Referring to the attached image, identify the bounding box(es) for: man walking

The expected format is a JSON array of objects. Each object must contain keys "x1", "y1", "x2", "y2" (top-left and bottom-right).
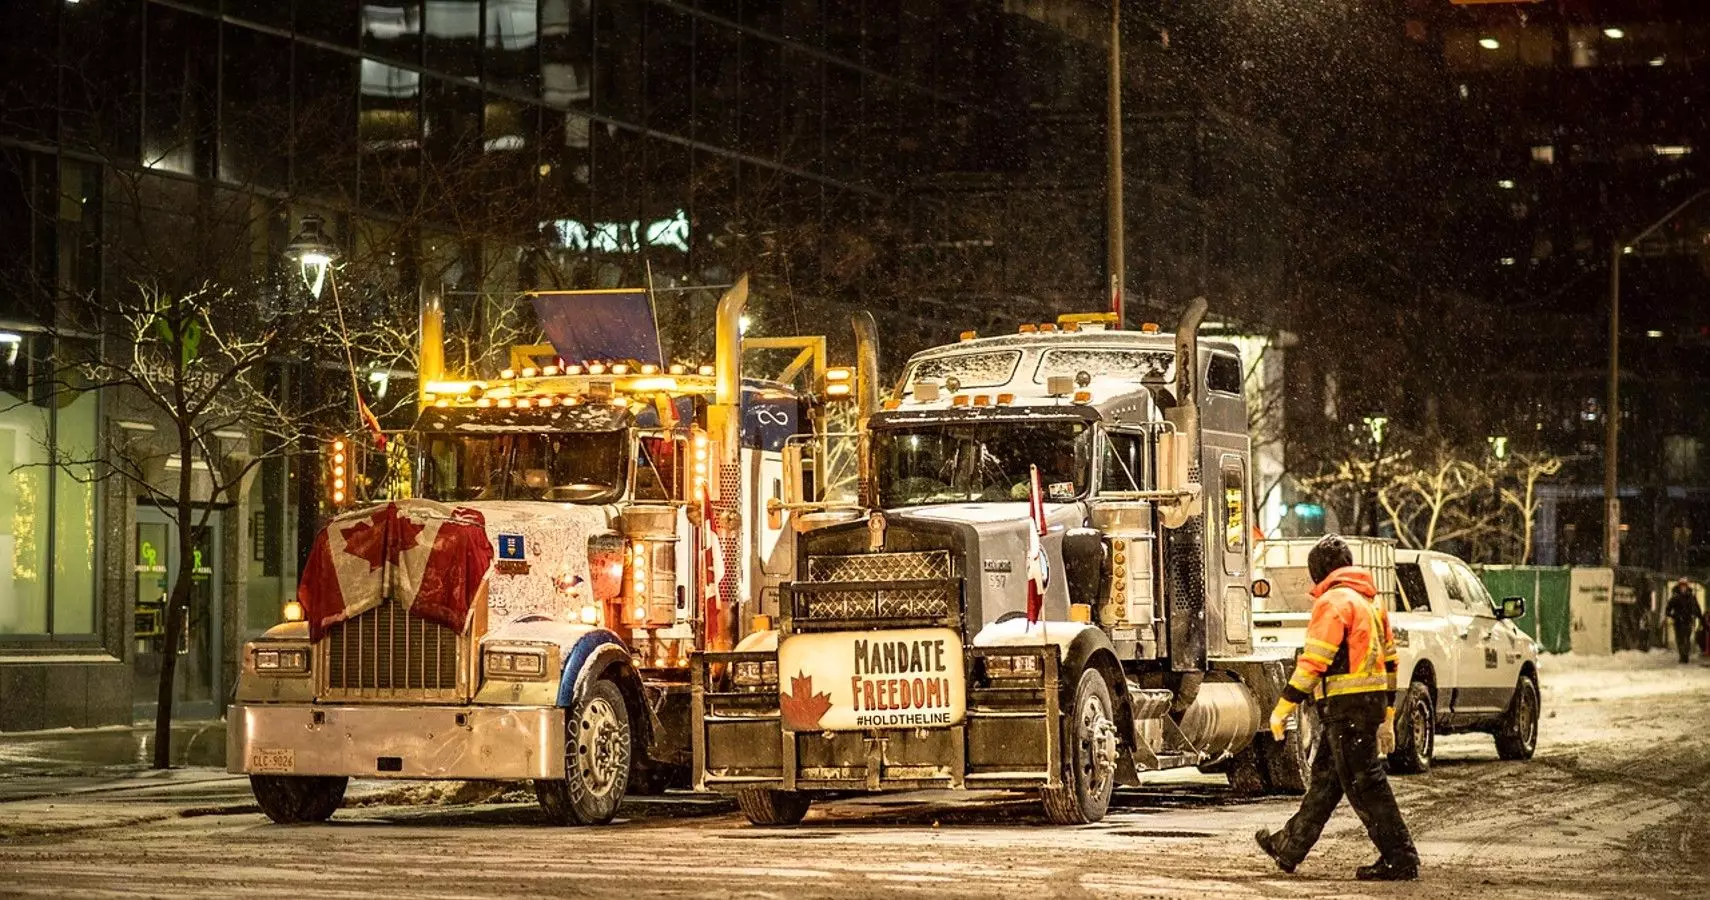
[
  {"x1": 1666, "y1": 578, "x2": 1702, "y2": 665},
  {"x1": 1256, "y1": 534, "x2": 1419, "y2": 881}
]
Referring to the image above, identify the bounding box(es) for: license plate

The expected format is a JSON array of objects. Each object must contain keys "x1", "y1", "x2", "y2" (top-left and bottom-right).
[
  {"x1": 250, "y1": 748, "x2": 295, "y2": 773},
  {"x1": 776, "y1": 627, "x2": 965, "y2": 732}
]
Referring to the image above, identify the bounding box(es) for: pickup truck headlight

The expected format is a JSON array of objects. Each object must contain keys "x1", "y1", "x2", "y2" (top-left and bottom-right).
[
  {"x1": 731, "y1": 659, "x2": 778, "y2": 692},
  {"x1": 983, "y1": 652, "x2": 1043, "y2": 681},
  {"x1": 251, "y1": 645, "x2": 310, "y2": 676},
  {"x1": 484, "y1": 647, "x2": 550, "y2": 680}
]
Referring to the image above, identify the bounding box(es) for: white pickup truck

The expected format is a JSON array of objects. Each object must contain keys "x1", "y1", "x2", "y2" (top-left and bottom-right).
[{"x1": 1254, "y1": 539, "x2": 1541, "y2": 772}]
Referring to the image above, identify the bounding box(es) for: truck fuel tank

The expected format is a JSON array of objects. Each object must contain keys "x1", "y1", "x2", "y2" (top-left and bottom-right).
[{"x1": 1171, "y1": 681, "x2": 1261, "y2": 760}]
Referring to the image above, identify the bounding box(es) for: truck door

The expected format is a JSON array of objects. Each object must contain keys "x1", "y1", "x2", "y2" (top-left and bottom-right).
[
  {"x1": 1427, "y1": 556, "x2": 1503, "y2": 715},
  {"x1": 1452, "y1": 561, "x2": 1522, "y2": 712}
]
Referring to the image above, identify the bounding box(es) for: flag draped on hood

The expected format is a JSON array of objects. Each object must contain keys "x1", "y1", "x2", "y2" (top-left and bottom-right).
[{"x1": 298, "y1": 499, "x2": 495, "y2": 640}]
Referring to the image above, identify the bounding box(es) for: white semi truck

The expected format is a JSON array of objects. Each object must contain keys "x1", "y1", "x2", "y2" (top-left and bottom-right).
[{"x1": 693, "y1": 301, "x2": 1311, "y2": 826}]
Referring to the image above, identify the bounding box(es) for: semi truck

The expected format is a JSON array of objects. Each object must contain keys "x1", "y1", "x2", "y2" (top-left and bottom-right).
[
  {"x1": 229, "y1": 279, "x2": 856, "y2": 825},
  {"x1": 693, "y1": 301, "x2": 1307, "y2": 826}
]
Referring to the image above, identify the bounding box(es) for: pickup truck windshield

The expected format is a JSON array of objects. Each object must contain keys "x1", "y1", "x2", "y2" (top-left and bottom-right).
[
  {"x1": 874, "y1": 420, "x2": 1090, "y2": 507},
  {"x1": 422, "y1": 430, "x2": 628, "y2": 503}
]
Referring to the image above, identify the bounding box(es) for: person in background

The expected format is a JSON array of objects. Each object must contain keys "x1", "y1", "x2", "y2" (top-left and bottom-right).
[
  {"x1": 1666, "y1": 578, "x2": 1702, "y2": 665},
  {"x1": 1255, "y1": 534, "x2": 1419, "y2": 881}
]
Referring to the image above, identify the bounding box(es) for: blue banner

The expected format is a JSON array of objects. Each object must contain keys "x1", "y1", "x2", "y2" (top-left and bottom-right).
[{"x1": 530, "y1": 289, "x2": 662, "y2": 366}]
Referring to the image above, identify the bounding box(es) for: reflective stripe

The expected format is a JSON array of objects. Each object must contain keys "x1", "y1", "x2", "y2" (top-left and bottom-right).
[
  {"x1": 1305, "y1": 638, "x2": 1339, "y2": 655},
  {"x1": 1289, "y1": 669, "x2": 1322, "y2": 694},
  {"x1": 1299, "y1": 651, "x2": 1334, "y2": 667},
  {"x1": 1324, "y1": 672, "x2": 1390, "y2": 696}
]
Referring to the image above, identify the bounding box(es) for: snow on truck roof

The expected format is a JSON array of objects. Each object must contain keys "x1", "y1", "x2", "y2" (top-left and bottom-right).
[{"x1": 890, "y1": 327, "x2": 1240, "y2": 413}]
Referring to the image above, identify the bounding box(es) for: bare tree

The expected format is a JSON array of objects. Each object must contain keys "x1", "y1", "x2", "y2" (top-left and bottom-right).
[{"x1": 1496, "y1": 452, "x2": 1565, "y2": 565}]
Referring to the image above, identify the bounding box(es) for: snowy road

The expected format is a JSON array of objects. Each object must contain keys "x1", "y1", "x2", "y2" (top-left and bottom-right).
[{"x1": 3, "y1": 652, "x2": 1708, "y2": 899}]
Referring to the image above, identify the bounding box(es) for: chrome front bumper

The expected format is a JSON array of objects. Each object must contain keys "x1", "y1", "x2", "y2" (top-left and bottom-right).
[{"x1": 227, "y1": 703, "x2": 565, "y2": 780}]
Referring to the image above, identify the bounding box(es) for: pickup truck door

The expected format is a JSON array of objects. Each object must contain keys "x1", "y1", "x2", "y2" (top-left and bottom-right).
[
  {"x1": 1426, "y1": 557, "x2": 1506, "y2": 715},
  {"x1": 1452, "y1": 561, "x2": 1524, "y2": 709}
]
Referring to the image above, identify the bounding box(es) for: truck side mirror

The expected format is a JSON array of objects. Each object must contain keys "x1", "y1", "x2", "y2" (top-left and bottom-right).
[
  {"x1": 1498, "y1": 596, "x2": 1525, "y2": 620},
  {"x1": 1154, "y1": 431, "x2": 1203, "y2": 529}
]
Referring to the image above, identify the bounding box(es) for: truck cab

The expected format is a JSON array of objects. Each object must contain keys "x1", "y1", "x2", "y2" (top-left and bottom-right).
[
  {"x1": 694, "y1": 303, "x2": 1302, "y2": 826},
  {"x1": 230, "y1": 280, "x2": 854, "y2": 825}
]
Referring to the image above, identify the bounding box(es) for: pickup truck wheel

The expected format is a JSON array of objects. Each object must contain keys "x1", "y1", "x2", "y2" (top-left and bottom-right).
[
  {"x1": 1258, "y1": 702, "x2": 1315, "y2": 795},
  {"x1": 1389, "y1": 682, "x2": 1435, "y2": 774},
  {"x1": 250, "y1": 775, "x2": 347, "y2": 824},
  {"x1": 536, "y1": 678, "x2": 631, "y2": 825},
  {"x1": 735, "y1": 789, "x2": 812, "y2": 826},
  {"x1": 1495, "y1": 676, "x2": 1540, "y2": 761},
  {"x1": 1040, "y1": 668, "x2": 1119, "y2": 824}
]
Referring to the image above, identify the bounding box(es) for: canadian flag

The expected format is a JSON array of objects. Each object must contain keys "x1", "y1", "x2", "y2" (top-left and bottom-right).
[
  {"x1": 1025, "y1": 464, "x2": 1050, "y2": 626},
  {"x1": 298, "y1": 499, "x2": 495, "y2": 641}
]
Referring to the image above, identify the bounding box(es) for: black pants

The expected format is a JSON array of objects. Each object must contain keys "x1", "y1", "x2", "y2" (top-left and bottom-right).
[
  {"x1": 1273, "y1": 694, "x2": 1418, "y2": 869},
  {"x1": 1675, "y1": 621, "x2": 1696, "y2": 664}
]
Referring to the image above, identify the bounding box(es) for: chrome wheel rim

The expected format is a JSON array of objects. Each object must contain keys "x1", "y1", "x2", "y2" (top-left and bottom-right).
[
  {"x1": 1077, "y1": 694, "x2": 1118, "y2": 798},
  {"x1": 576, "y1": 696, "x2": 625, "y2": 796}
]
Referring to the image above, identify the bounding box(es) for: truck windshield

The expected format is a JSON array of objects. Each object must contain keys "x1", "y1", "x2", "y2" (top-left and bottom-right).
[
  {"x1": 874, "y1": 420, "x2": 1091, "y2": 507},
  {"x1": 421, "y1": 430, "x2": 628, "y2": 503}
]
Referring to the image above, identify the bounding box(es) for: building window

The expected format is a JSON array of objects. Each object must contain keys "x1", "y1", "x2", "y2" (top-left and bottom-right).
[{"x1": 0, "y1": 333, "x2": 100, "y2": 640}]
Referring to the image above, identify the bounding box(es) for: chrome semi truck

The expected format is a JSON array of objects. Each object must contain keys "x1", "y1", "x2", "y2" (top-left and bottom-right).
[
  {"x1": 230, "y1": 279, "x2": 856, "y2": 825},
  {"x1": 693, "y1": 301, "x2": 1306, "y2": 825}
]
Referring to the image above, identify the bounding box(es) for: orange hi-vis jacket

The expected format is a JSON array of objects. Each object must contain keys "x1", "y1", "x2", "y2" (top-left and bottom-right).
[{"x1": 1280, "y1": 566, "x2": 1399, "y2": 706}]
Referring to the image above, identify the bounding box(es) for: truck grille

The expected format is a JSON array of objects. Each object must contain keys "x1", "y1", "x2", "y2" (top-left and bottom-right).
[
  {"x1": 322, "y1": 602, "x2": 462, "y2": 700},
  {"x1": 807, "y1": 550, "x2": 952, "y2": 583},
  {"x1": 794, "y1": 551, "x2": 959, "y2": 623}
]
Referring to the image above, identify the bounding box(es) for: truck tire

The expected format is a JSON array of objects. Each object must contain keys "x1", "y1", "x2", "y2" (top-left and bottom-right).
[
  {"x1": 1495, "y1": 676, "x2": 1540, "y2": 761},
  {"x1": 1257, "y1": 703, "x2": 1315, "y2": 795},
  {"x1": 536, "y1": 678, "x2": 631, "y2": 825},
  {"x1": 1388, "y1": 681, "x2": 1435, "y2": 774},
  {"x1": 1040, "y1": 668, "x2": 1119, "y2": 824},
  {"x1": 735, "y1": 789, "x2": 812, "y2": 826},
  {"x1": 250, "y1": 775, "x2": 347, "y2": 824},
  {"x1": 1219, "y1": 746, "x2": 1267, "y2": 796}
]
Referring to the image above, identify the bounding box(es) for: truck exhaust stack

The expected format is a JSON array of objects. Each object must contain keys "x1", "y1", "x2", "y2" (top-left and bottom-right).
[{"x1": 852, "y1": 311, "x2": 880, "y2": 508}]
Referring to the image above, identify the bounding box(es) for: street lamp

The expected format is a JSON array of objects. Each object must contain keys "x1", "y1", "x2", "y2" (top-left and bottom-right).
[
  {"x1": 1605, "y1": 188, "x2": 1710, "y2": 567},
  {"x1": 284, "y1": 215, "x2": 339, "y2": 300}
]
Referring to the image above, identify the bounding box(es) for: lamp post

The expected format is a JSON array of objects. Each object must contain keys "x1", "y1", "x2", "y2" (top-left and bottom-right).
[
  {"x1": 1605, "y1": 188, "x2": 1710, "y2": 568},
  {"x1": 282, "y1": 214, "x2": 342, "y2": 569}
]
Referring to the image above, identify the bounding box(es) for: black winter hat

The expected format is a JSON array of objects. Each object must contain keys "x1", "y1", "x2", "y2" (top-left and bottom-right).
[{"x1": 1309, "y1": 534, "x2": 1354, "y2": 584}]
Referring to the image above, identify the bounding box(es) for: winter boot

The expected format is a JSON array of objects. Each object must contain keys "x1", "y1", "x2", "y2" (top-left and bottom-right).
[
  {"x1": 1355, "y1": 859, "x2": 1419, "y2": 881},
  {"x1": 1255, "y1": 830, "x2": 1296, "y2": 874}
]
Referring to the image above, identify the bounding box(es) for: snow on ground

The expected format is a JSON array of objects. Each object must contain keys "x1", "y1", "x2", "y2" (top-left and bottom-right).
[{"x1": 2, "y1": 650, "x2": 1708, "y2": 898}]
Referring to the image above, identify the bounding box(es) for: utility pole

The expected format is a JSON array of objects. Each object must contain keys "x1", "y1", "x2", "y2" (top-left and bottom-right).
[
  {"x1": 1604, "y1": 240, "x2": 1621, "y2": 568},
  {"x1": 1106, "y1": 0, "x2": 1125, "y2": 329}
]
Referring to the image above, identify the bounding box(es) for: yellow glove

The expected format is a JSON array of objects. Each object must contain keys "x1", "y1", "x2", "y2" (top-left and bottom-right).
[
  {"x1": 1377, "y1": 707, "x2": 1397, "y2": 756},
  {"x1": 1269, "y1": 699, "x2": 1298, "y2": 741}
]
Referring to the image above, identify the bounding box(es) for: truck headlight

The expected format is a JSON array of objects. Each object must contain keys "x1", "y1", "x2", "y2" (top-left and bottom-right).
[
  {"x1": 731, "y1": 659, "x2": 778, "y2": 692},
  {"x1": 983, "y1": 653, "x2": 1043, "y2": 681},
  {"x1": 484, "y1": 647, "x2": 551, "y2": 681},
  {"x1": 252, "y1": 645, "x2": 310, "y2": 676}
]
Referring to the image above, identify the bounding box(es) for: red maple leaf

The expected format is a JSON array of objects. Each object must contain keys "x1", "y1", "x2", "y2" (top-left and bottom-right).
[
  {"x1": 339, "y1": 503, "x2": 426, "y2": 571},
  {"x1": 779, "y1": 670, "x2": 833, "y2": 732}
]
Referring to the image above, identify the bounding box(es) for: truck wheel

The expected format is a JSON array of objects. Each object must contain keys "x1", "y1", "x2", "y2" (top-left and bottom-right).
[
  {"x1": 1040, "y1": 668, "x2": 1119, "y2": 824},
  {"x1": 250, "y1": 775, "x2": 347, "y2": 824},
  {"x1": 1258, "y1": 703, "x2": 1315, "y2": 795},
  {"x1": 735, "y1": 789, "x2": 812, "y2": 826},
  {"x1": 1389, "y1": 682, "x2": 1435, "y2": 774},
  {"x1": 1495, "y1": 676, "x2": 1540, "y2": 761},
  {"x1": 536, "y1": 678, "x2": 632, "y2": 825}
]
